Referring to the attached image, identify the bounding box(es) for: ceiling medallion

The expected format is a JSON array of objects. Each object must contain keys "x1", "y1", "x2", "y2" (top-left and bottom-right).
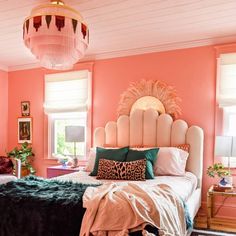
[{"x1": 23, "y1": 0, "x2": 89, "y2": 70}]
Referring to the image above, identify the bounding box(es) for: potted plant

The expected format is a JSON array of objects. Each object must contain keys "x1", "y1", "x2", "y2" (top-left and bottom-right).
[
  {"x1": 7, "y1": 142, "x2": 35, "y2": 176},
  {"x1": 207, "y1": 163, "x2": 230, "y2": 186}
]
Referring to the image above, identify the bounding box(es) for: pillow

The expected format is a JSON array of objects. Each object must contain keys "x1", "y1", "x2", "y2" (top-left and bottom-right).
[
  {"x1": 90, "y1": 146, "x2": 129, "y2": 176},
  {"x1": 0, "y1": 156, "x2": 14, "y2": 174},
  {"x1": 174, "y1": 144, "x2": 190, "y2": 153},
  {"x1": 154, "y1": 147, "x2": 189, "y2": 176},
  {"x1": 85, "y1": 147, "x2": 124, "y2": 172},
  {"x1": 85, "y1": 148, "x2": 96, "y2": 172},
  {"x1": 96, "y1": 159, "x2": 146, "y2": 181},
  {"x1": 126, "y1": 148, "x2": 159, "y2": 179}
]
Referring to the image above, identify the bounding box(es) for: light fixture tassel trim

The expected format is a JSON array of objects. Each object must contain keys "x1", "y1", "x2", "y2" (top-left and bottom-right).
[{"x1": 23, "y1": 1, "x2": 89, "y2": 70}]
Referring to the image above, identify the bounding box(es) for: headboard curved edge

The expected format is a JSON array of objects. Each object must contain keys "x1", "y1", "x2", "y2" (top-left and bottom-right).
[{"x1": 93, "y1": 108, "x2": 204, "y2": 188}]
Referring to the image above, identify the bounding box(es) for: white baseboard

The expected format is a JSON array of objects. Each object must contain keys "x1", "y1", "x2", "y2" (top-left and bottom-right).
[{"x1": 193, "y1": 229, "x2": 236, "y2": 236}]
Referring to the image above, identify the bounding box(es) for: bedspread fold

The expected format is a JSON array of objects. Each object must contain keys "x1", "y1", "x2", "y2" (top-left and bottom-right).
[{"x1": 80, "y1": 183, "x2": 187, "y2": 236}]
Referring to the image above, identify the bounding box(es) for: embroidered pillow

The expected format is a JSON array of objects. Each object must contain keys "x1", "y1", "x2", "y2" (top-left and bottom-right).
[
  {"x1": 96, "y1": 159, "x2": 146, "y2": 181},
  {"x1": 90, "y1": 146, "x2": 129, "y2": 176},
  {"x1": 154, "y1": 147, "x2": 189, "y2": 176},
  {"x1": 174, "y1": 144, "x2": 190, "y2": 153},
  {"x1": 0, "y1": 156, "x2": 14, "y2": 174},
  {"x1": 126, "y1": 148, "x2": 159, "y2": 179}
]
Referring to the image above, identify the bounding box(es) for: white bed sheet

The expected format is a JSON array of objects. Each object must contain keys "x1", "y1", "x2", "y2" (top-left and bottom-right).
[{"x1": 55, "y1": 171, "x2": 197, "y2": 201}]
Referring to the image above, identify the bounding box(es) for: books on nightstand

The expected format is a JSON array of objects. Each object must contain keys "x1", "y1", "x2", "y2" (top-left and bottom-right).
[{"x1": 213, "y1": 184, "x2": 234, "y2": 192}]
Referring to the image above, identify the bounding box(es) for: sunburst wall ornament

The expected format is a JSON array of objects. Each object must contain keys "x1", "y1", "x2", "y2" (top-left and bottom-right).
[
  {"x1": 117, "y1": 80, "x2": 181, "y2": 120},
  {"x1": 23, "y1": 0, "x2": 89, "y2": 70}
]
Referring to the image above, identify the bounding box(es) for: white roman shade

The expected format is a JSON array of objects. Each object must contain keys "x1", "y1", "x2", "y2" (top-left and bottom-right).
[
  {"x1": 44, "y1": 70, "x2": 89, "y2": 114},
  {"x1": 218, "y1": 53, "x2": 236, "y2": 107}
]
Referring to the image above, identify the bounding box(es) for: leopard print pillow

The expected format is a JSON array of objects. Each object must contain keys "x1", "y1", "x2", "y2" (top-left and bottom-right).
[{"x1": 97, "y1": 159, "x2": 146, "y2": 181}]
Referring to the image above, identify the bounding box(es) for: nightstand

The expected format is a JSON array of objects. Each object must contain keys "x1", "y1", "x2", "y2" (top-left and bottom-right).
[
  {"x1": 207, "y1": 185, "x2": 236, "y2": 233},
  {"x1": 47, "y1": 160, "x2": 87, "y2": 178}
]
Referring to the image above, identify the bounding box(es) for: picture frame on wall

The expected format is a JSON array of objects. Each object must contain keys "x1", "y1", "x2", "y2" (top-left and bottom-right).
[
  {"x1": 21, "y1": 101, "x2": 30, "y2": 116},
  {"x1": 18, "y1": 117, "x2": 32, "y2": 143}
]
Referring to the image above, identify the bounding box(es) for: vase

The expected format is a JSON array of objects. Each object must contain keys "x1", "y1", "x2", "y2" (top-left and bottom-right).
[
  {"x1": 72, "y1": 158, "x2": 78, "y2": 168},
  {"x1": 219, "y1": 177, "x2": 228, "y2": 186}
]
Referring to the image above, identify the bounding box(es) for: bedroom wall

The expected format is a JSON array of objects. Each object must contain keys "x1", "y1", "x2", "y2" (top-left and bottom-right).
[
  {"x1": 7, "y1": 45, "x2": 236, "y2": 217},
  {"x1": 0, "y1": 70, "x2": 8, "y2": 155}
]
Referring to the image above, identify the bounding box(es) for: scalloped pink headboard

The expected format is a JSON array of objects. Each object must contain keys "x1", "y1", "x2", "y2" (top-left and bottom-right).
[{"x1": 94, "y1": 109, "x2": 204, "y2": 187}]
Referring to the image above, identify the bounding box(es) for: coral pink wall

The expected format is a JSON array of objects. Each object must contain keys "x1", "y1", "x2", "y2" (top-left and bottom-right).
[
  {"x1": 7, "y1": 45, "x2": 236, "y2": 216},
  {"x1": 8, "y1": 63, "x2": 93, "y2": 177},
  {"x1": 0, "y1": 70, "x2": 8, "y2": 155}
]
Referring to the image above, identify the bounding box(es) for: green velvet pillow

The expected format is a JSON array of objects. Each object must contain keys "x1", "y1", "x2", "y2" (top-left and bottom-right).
[
  {"x1": 90, "y1": 146, "x2": 129, "y2": 176},
  {"x1": 126, "y1": 148, "x2": 159, "y2": 179}
]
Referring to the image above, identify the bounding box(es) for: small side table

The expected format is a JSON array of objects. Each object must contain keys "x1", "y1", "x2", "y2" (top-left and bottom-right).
[
  {"x1": 47, "y1": 160, "x2": 87, "y2": 178},
  {"x1": 207, "y1": 185, "x2": 236, "y2": 233}
]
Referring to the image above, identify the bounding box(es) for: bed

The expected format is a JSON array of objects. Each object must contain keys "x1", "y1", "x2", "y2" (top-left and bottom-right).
[
  {"x1": 92, "y1": 108, "x2": 203, "y2": 222},
  {"x1": 56, "y1": 108, "x2": 204, "y2": 235},
  {"x1": 0, "y1": 108, "x2": 203, "y2": 236}
]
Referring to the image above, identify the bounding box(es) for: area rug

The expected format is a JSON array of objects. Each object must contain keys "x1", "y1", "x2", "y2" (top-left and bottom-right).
[{"x1": 191, "y1": 229, "x2": 236, "y2": 236}]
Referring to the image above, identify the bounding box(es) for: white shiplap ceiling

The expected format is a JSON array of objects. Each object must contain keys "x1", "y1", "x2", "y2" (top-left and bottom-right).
[{"x1": 1, "y1": 0, "x2": 236, "y2": 71}]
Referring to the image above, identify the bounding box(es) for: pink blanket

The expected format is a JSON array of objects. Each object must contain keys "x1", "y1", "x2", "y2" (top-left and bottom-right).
[{"x1": 80, "y1": 183, "x2": 186, "y2": 236}]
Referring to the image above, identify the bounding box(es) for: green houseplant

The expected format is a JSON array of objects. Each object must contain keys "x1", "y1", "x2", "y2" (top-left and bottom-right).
[
  {"x1": 7, "y1": 142, "x2": 35, "y2": 175},
  {"x1": 207, "y1": 163, "x2": 230, "y2": 178},
  {"x1": 207, "y1": 163, "x2": 230, "y2": 186}
]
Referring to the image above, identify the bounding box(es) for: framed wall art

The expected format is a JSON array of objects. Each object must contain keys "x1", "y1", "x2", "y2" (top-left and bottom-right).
[
  {"x1": 18, "y1": 117, "x2": 32, "y2": 143},
  {"x1": 21, "y1": 101, "x2": 30, "y2": 116}
]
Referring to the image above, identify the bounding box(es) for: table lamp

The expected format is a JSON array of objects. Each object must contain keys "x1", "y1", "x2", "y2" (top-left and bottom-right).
[
  {"x1": 214, "y1": 135, "x2": 233, "y2": 186},
  {"x1": 65, "y1": 126, "x2": 85, "y2": 167}
]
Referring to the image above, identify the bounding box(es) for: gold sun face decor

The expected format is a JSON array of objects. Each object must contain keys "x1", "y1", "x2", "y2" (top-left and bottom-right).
[{"x1": 117, "y1": 80, "x2": 181, "y2": 120}]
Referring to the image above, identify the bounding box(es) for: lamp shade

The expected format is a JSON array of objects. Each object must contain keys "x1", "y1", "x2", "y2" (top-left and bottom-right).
[
  {"x1": 232, "y1": 137, "x2": 236, "y2": 157},
  {"x1": 214, "y1": 136, "x2": 232, "y2": 157},
  {"x1": 65, "y1": 126, "x2": 85, "y2": 142}
]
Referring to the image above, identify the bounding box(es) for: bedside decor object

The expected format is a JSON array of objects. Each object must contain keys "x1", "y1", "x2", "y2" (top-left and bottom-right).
[
  {"x1": 23, "y1": 0, "x2": 89, "y2": 70},
  {"x1": 18, "y1": 117, "x2": 32, "y2": 143},
  {"x1": 57, "y1": 155, "x2": 68, "y2": 167},
  {"x1": 65, "y1": 126, "x2": 85, "y2": 168},
  {"x1": 117, "y1": 79, "x2": 181, "y2": 120},
  {"x1": 21, "y1": 101, "x2": 30, "y2": 116},
  {"x1": 207, "y1": 163, "x2": 230, "y2": 187},
  {"x1": 7, "y1": 142, "x2": 35, "y2": 176}
]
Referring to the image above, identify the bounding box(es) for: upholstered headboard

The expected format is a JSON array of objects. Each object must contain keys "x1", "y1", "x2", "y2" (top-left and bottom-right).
[{"x1": 94, "y1": 109, "x2": 204, "y2": 188}]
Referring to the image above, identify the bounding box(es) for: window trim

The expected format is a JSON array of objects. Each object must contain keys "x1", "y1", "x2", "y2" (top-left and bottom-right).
[{"x1": 44, "y1": 69, "x2": 92, "y2": 160}]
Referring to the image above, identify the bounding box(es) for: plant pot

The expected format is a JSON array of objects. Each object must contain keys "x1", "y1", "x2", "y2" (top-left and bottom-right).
[
  {"x1": 21, "y1": 166, "x2": 30, "y2": 177},
  {"x1": 219, "y1": 177, "x2": 229, "y2": 186}
]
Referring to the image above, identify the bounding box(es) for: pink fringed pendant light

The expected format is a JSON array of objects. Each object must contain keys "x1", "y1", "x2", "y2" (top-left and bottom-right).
[{"x1": 23, "y1": 0, "x2": 89, "y2": 70}]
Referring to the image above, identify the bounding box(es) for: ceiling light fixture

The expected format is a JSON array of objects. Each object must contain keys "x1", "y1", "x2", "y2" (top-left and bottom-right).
[{"x1": 23, "y1": 0, "x2": 89, "y2": 70}]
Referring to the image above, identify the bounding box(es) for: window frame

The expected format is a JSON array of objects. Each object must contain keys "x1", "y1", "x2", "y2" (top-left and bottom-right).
[
  {"x1": 44, "y1": 70, "x2": 92, "y2": 160},
  {"x1": 215, "y1": 54, "x2": 236, "y2": 168},
  {"x1": 48, "y1": 112, "x2": 87, "y2": 159}
]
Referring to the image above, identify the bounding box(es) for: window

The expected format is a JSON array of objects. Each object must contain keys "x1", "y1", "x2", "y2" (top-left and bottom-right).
[
  {"x1": 216, "y1": 53, "x2": 236, "y2": 167},
  {"x1": 44, "y1": 70, "x2": 91, "y2": 159},
  {"x1": 217, "y1": 54, "x2": 236, "y2": 135}
]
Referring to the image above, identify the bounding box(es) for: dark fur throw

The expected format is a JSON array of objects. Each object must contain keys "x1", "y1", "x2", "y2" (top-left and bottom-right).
[{"x1": 0, "y1": 176, "x2": 99, "y2": 236}]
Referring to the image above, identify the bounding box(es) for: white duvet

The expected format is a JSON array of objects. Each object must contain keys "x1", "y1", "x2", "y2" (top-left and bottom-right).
[{"x1": 55, "y1": 171, "x2": 197, "y2": 201}]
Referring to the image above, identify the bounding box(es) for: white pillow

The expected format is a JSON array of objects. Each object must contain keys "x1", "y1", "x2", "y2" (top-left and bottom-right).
[
  {"x1": 154, "y1": 147, "x2": 189, "y2": 176},
  {"x1": 85, "y1": 148, "x2": 96, "y2": 172}
]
